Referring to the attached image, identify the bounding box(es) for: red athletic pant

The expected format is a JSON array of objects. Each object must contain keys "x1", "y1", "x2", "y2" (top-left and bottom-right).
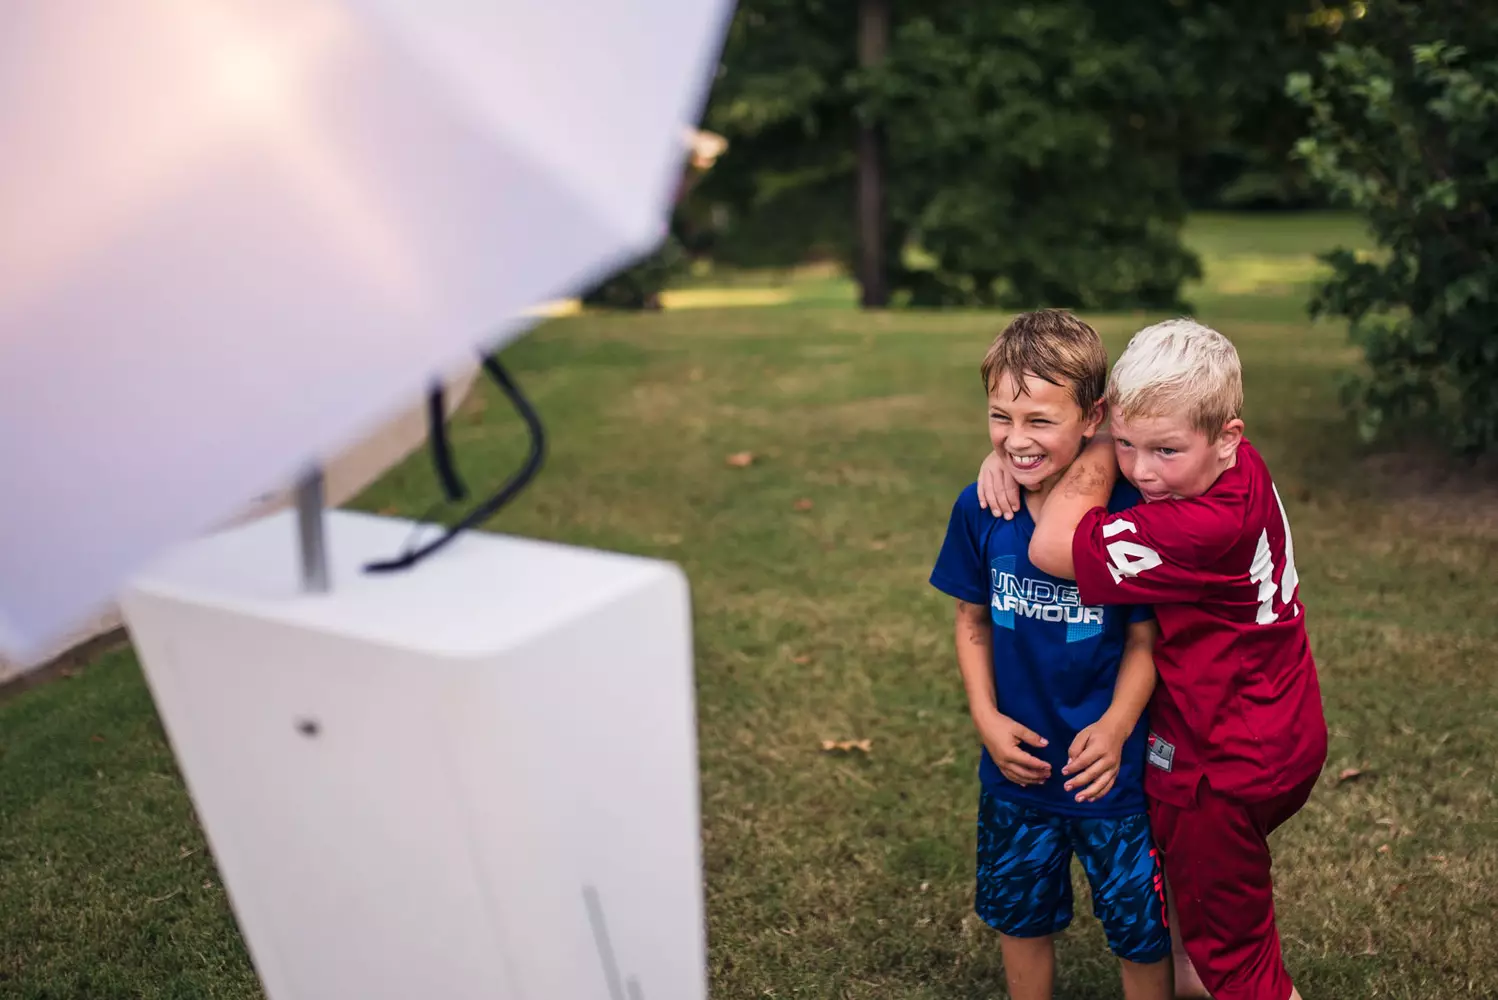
[{"x1": 1149, "y1": 775, "x2": 1318, "y2": 1000}]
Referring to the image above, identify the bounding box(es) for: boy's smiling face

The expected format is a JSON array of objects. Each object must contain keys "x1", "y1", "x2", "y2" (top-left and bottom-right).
[
  {"x1": 1111, "y1": 410, "x2": 1244, "y2": 501},
  {"x1": 988, "y1": 370, "x2": 1103, "y2": 493}
]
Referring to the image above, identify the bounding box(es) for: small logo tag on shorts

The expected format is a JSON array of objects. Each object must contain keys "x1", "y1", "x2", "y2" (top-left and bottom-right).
[{"x1": 1146, "y1": 733, "x2": 1175, "y2": 772}]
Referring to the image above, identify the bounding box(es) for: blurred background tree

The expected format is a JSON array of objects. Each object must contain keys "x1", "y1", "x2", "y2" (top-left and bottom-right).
[
  {"x1": 694, "y1": 0, "x2": 1341, "y2": 310},
  {"x1": 580, "y1": 130, "x2": 729, "y2": 310},
  {"x1": 1292, "y1": 0, "x2": 1498, "y2": 453},
  {"x1": 580, "y1": 0, "x2": 1498, "y2": 454}
]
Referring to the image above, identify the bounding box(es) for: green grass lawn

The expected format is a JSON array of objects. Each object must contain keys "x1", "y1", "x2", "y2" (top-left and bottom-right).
[{"x1": 4, "y1": 213, "x2": 1496, "y2": 999}]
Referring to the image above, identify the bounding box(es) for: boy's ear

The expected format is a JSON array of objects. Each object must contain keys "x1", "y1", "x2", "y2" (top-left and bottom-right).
[
  {"x1": 1083, "y1": 397, "x2": 1107, "y2": 437},
  {"x1": 1216, "y1": 418, "x2": 1245, "y2": 461}
]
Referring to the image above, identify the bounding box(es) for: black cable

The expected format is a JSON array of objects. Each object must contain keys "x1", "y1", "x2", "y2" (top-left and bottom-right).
[
  {"x1": 364, "y1": 354, "x2": 546, "y2": 574},
  {"x1": 425, "y1": 380, "x2": 469, "y2": 503}
]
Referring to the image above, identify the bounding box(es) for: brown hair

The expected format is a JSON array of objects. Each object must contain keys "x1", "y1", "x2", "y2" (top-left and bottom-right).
[{"x1": 980, "y1": 309, "x2": 1108, "y2": 411}]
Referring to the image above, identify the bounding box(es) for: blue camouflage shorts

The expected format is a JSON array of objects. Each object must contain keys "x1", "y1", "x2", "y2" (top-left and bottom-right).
[{"x1": 975, "y1": 787, "x2": 1169, "y2": 963}]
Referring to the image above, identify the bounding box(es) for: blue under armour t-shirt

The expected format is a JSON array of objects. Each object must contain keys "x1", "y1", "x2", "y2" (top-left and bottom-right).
[{"x1": 929, "y1": 481, "x2": 1152, "y2": 817}]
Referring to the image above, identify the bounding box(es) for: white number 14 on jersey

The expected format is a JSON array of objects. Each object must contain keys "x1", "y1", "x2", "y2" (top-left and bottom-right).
[
  {"x1": 1101, "y1": 487, "x2": 1301, "y2": 625},
  {"x1": 1250, "y1": 484, "x2": 1301, "y2": 623},
  {"x1": 1102, "y1": 519, "x2": 1161, "y2": 584}
]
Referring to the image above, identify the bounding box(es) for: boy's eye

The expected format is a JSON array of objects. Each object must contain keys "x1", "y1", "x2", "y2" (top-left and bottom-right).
[
  {"x1": 1116, "y1": 438, "x2": 1134, "y2": 449},
  {"x1": 1158, "y1": 448, "x2": 1178, "y2": 457},
  {"x1": 989, "y1": 413, "x2": 1010, "y2": 422}
]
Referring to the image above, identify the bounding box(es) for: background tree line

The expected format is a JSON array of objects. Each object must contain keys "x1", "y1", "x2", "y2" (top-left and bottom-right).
[{"x1": 591, "y1": 0, "x2": 1498, "y2": 453}]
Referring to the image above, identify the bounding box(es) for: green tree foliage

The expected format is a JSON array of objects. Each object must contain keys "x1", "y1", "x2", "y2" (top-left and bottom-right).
[
  {"x1": 580, "y1": 235, "x2": 689, "y2": 311},
  {"x1": 698, "y1": 1, "x2": 1339, "y2": 309},
  {"x1": 701, "y1": 2, "x2": 1201, "y2": 308},
  {"x1": 871, "y1": 6, "x2": 1200, "y2": 309},
  {"x1": 1175, "y1": 2, "x2": 1337, "y2": 208},
  {"x1": 696, "y1": 0, "x2": 860, "y2": 270},
  {"x1": 1290, "y1": 1, "x2": 1498, "y2": 452}
]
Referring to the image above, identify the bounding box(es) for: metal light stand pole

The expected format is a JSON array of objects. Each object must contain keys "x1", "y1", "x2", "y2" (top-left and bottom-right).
[{"x1": 295, "y1": 464, "x2": 330, "y2": 593}]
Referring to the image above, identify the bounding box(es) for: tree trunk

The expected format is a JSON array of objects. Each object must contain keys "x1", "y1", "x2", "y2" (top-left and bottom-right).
[{"x1": 857, "y1": 0, "x2": 890, "y2": 309}]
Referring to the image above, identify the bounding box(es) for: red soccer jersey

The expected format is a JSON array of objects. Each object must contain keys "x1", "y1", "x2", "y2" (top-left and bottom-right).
[{"x1": 1071, "y1": 440, "x2": 1328, "y2": 806}]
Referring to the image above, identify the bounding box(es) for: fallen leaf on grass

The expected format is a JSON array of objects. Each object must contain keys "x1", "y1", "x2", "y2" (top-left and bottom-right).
[
  {"x1": 868, "y1": 540, "x2": 888, "y2": 551},
  {"x1": 791, "y1": 654, "x2": 812, "y2": 665},
  {"x1": 89, "y1": 735, "x2": 104, "y2": 743},
  {"x1": 1428, "y1": 854, "x2": 1448, "y2": 864},
  {"x1": 1337, "y1": 767, "x2": 1365, "y2": 784},
  {"x1": 1377, "y1": 843, "x2": 1391, "y2": 854},
  {"x1": 793, "y1": 498, "x2": 814, "y2": 511},
  {"x1": 59, "y1": 667, "x2": 79, "y2": 679},
  {"x1": 1361, "y1": 928, "x2": 1379, "y2": 956},
  {"x1": 821, "y1": 739, "x2": 872, "y2": 754},
  {"x1": 146, "y1": 889, "x2": 182, "y2": 904},
  {"x1": 930, "y1": 751, "x2": 957, "y2": 769},
  {"x1": 460, "y1": 393, "x2": 488, "y2": 419},
  {"x1": 725, "y1": 451, "x2": 755, "y2": 468}
]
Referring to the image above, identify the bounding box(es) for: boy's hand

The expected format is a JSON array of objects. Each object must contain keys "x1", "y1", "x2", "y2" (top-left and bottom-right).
[
  {"x1": 975, "y1": 711, "x2": 1051, "y2": 786},
  {"x1": 1062, "y1": 717, "x2": 1128, "y2": 803},
  {"x1": 977, "y1": 451, "x2": 1022, "y2": 520}
]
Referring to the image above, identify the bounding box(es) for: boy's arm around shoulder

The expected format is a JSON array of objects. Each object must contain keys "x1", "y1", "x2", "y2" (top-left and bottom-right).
[
  {"x1": 1029, "y1": 434, "x2": 1117, "y2": 580},
  {"x1": 1067, "y1": 486, "x2": 1245, "y2": 607}
]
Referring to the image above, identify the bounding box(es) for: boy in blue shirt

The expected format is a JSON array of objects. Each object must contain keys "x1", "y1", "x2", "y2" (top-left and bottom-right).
[{"x1": 930, "y1": 310, "x2": 1170, "y2": 1000}]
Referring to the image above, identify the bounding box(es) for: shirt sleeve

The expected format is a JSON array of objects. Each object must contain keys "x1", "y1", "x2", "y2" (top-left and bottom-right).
[
  {"x1": 1072, "y1": 495, "x2": 1242, "y2": 606},
  {"x1": 929, "y1": 488, "x2": 989, "y2": 606},
  {"x1": 1127, "y1": 603, "x2": 1155, "y2": 625}
]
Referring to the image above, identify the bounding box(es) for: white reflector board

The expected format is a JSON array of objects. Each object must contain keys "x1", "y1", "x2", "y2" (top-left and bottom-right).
[{"x1": 121, "y1": 511, "x2": 703, "y2": 1000}]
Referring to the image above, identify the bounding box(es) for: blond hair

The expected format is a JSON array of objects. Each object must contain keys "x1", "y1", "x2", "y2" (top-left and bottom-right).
[
  {"x1": 1107, "y1": 318, "x2": 1243, "y2": 436},
  {"x1": 981, "y1": 309, "x2": 1108, "y2": 411}
]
